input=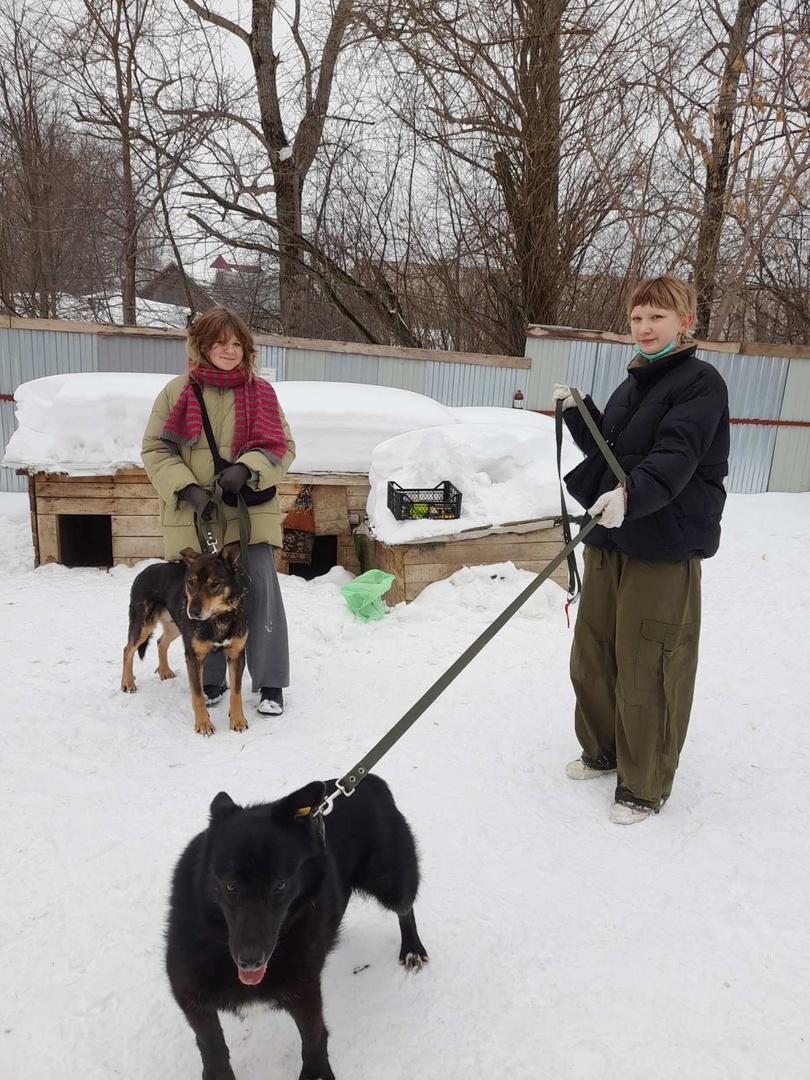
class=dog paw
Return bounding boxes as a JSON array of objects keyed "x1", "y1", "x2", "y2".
[
  {"x1": 121, "y1": 681, "x2": 137, "y2": 693},
  {"x1": 195, "y1": 716, "x2": 216, "y2": 737},
  {"x1": 229, "y1": 713, "x2": 249, "y2": 733},
  {"x1": 400, "y1": 951, "x2": 429, "y2": 972},
  {"x1": 156, "y1": 667, "x2": 176, "y2": 681}
]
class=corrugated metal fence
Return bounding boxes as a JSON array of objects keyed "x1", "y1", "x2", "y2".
[
  {"x1": 2, "y1": 317, "x2": 809, "y2": 494},
  {"x1": 524, "y1": 329, "x2": 810, "y2": 495}
]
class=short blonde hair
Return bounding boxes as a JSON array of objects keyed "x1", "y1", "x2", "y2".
[
  {"x1": 186, "y1": 307, "x2": 257, "y2": 379},
  {"x1": 626, "y1": 275, "x2": 696, "y2": 344}
]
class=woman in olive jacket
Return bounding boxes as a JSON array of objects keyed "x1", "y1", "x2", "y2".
[
  {"x1": 554, "y1": 276, "x2": 729, "y2": 825},
  {"x1": 142, "y1": 307, "x2": 296, "y2": 717}
]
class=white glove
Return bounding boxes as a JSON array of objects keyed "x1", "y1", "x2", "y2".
[
  {"x1": 552, "y1": 383, "x2": 575, "y2": 410},
  {"x1": 588, "y1": 486, "x2": 626, "y2": 529}
]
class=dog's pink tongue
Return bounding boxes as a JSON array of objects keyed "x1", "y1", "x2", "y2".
[{"x1": 237, "y1": 965, "x2": 267, "y2": 986}]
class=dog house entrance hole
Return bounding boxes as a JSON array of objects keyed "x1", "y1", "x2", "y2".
[
  {"x1": 287, "y1": 535, "x2": 338, "y2": 581},
  {"x1": 58, "y1": 514, "x2": 113, "y2": 568}
]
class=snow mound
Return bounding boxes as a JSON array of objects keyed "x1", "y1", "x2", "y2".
[
  {"x1": 1, "y1": 374, "x2": 459, "y2": 475},
  {"x1": 2, "y1": 372, "x2": 174, "y2": 472},
  {"x1": 407, "y1": 561, "x2": 568, "y2": 621},
  {"x1": 367, "y1": 420, "x2": 584, "y2": 544},
  {"x1": 273, "y1": 382, "x2": 458, "y2": 473}
]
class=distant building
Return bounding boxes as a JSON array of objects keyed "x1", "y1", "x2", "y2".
[
  {"x1": 210, "y1": 254, "x2": 280, "y2": 331},
  {"x1": 137, "y1": 263, "x2": 215, "y2": 317}
]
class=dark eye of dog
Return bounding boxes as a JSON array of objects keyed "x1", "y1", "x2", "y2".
[
  {"x1": 273, "y1": 881, "x2": 287, "y2": 893},
  {"x1": 186, "y1": 576, "x2": 197, "y2": 587},
  {"x1": 224, "y1": 882, "x2": 237, "y2": 893}
]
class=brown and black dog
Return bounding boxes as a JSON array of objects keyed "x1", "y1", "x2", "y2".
[{"x1": 121, "y1": 543, "x2": 249, "y2": 736}]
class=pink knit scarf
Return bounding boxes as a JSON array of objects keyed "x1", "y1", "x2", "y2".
[{"x1": 161, "y1": 365, "x2": 287, "y2": 463}]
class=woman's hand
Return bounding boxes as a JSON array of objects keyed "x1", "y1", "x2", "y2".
[
  {"x1": 552, "y1": 383, "x2": 575, "y2": 410},
  {"x1": 179, "y1": 484, "x2": 215, "y2": 520},
  {"x1": 588, "y1": 486, "x2": 626, "y2": 528},
  {"x1": 217, "y1": 463, "x2": 251, "y2": 494}
]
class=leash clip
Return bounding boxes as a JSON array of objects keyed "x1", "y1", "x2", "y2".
[
  {"x1": 201, "y1": 526, "x2": 219, "y2": 554},
  {"x1": 314, "y1": 777, "x2": 358, "y2": 818}
]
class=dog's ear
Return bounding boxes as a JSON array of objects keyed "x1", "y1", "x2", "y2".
[
  {"x1": 179, "y1": 547, "x2": 200, "y2": 565},
  {"x1": 210, "y1": 791, "x2": 240, "y2": 822},
  {"x1": 275, "y1": 781, "x2": 327, "y2": 824},
  {"x1": 220, "y1": 541, "x2": 241, "y2": 570}
]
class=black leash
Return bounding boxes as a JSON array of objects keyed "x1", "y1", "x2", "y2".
[
  {"x1": 555, "y1": 401, "x2": 582, "y2": 607},
  {"x1": 190, "y1": 382, "x2": 253, "y2": 574},
  {"x1": 314, "y1": 388, "x2": 627, "y2": 819}
]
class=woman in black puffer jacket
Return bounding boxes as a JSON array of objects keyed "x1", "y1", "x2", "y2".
[{"x1": 556, "y1": 276, "x2": 729, "y2": 825}]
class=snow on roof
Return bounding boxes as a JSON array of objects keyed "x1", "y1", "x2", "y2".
[
  {"x1": 0, "y1": 373, "x2": 458, "y2": 475},
  {"x1": 57, "y1": 294, "x2": 192, "y2": 329},
  {"x1": 0, "y1": 372, "x2": 583, "y2": 531},
  {"x1": 367, "y1": 416, "x2": 584, "y2": 543}
]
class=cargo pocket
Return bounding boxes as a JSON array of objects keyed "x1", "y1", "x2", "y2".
[{"x1": 634, "y1": 618, "x2": 694, "y2": 691}]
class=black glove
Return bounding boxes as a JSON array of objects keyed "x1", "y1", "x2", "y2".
[
  {"x1": 179, "y1": 484, "x2": 215, "y2": 520},
  {"x1": 217, "y1": 462, "x2": 251, "y2": 495}
]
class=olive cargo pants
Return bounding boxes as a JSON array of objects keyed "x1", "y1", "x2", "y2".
[{"x1": 570, "y1": 547, "x2": 702, "y2": 810}]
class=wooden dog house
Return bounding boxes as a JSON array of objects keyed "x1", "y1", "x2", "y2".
[
  {"x1": 21, "y1": 466, "x2": 371, "y2": 573},
  {"x1": 369, "y1": 519, "x2": 570, "y2": 604},
  {"x1": 22, "y1": 469, "x2": 569, "y2": 603}
]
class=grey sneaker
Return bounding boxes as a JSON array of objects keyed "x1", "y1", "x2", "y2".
[{"x1": 565, "y1": 758, "x2": 617, "y2": 780}]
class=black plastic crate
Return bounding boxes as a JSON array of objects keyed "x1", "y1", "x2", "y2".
[{"x1": 387, "y1": 481, "x2": 462, "y2": 521}]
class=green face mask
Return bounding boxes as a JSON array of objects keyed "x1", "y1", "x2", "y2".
[{"x1": 633, "y1": 340, "x2": 678, "y2": 361}]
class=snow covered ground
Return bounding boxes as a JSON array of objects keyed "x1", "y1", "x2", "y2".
[{"x1": 1, "y1": 489, "x2": 809, "y2": 1080}]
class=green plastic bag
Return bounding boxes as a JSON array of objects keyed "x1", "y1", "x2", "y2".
[{"x1": 340, "y1": 570, "x2": 396, "y2": 621}]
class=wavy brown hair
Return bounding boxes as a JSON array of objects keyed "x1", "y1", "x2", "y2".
[
  {"x1": 625, "y1": 275, "x2": 696, "y2": 345},
  {"x1": 186, "y1": 307, "x2": 257, "y2": 379}
]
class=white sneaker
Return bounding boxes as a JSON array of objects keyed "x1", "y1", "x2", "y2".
[
  {"x1": 609, "y1": 801, "x2": 653, "y2": 825},
  {"x1": 566, "y1": 759, "x2": 617, "y2": 780},
  {"x1": 257, "y1": 687, "x2": 284, "y2": 716}
]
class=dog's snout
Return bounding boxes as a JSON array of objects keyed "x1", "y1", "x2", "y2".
[{"x1": 236, "y1": 950, "x2": 267, "y2": 970}]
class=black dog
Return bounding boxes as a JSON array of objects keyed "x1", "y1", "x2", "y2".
[
  {"x1": 166, "y1": 775, "x2": 428, "y2": 1080},
  {"x1": 121, "y1": 543, "x2": 248, "y2": 735}
]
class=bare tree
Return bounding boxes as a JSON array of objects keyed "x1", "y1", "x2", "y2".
[{"x1": 169, "y1": 0, "x2": 371, "y2": 336}]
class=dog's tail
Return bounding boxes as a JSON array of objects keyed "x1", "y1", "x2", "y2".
[{"x1": 137, "y1": 635, "x2": 153, "y2": 660}]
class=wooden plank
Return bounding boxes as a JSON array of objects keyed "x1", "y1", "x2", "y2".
[
  {"x1": 443, "y1": 526, "x2": 564, "y2": 546},
  {"x1": 442, "y1": 519, "x2": 561, "y2": 541},
  {"x1": 38, "y1": 479, "x2": 155, "y2": 499},
  {"x1": 37, "y1": 514, "x2": 60, "y2": 565},
  {"x1": 112, "y1": 535, "x2": 165, "y2": 560},
  {"x1": 371, "y1": 542, "x2": 406, "y2": 605},
  {"x1": 337, "y1": 534, "x2": 361, "y2": 574},
  {"x1": 36, "y1": 497, "x2": 159, "y2": 516},
  {"x1": 401, "y1": 538, "x2": 566, "y2": 565},
  {"x1": 312, "y1": 485, "x2": 350, "y2": 536},
  {"x1": 7, "y1": 312, "x2": 810, "y2": 361},
  {"x1": 38, "y1": 481, "x2": 116, "y2": 498},
  {"x1": 30, "y1": 511, "x2": 41, "y2": 567},
  {"x1": 113, "y1": 468, "x2": 153, "y2": 482},
  {"x1": 281, "y1": 472, "x2": 370, "y2": 486},
  {"x1": 112, "y1": 515, "x2": 162, "y2": 537},
  {"x1": 36, "y1": 469, "x2": 153, "y2": 487}
]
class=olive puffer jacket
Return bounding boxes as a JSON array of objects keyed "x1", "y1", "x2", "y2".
[{"x1": 142, "y1": 374, "x2": 296, "y2": 560}]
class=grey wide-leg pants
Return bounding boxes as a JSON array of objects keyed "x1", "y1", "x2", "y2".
[{"x1": 203, "y1": 543, "x2": 290, "y2": 692}]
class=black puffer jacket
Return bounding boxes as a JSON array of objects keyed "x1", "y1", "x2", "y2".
[{"x1": 563, "y1": 346, "x2": 730, "y2": 561}]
